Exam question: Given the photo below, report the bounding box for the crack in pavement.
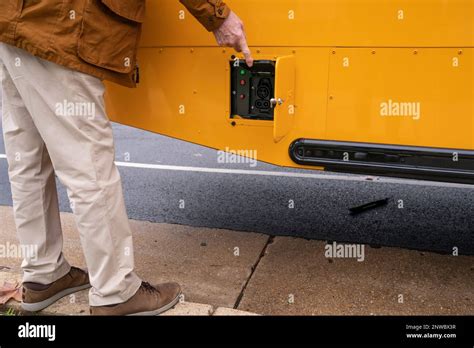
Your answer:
[233,235,275,309]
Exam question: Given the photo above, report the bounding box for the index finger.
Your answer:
[239,37,254,67]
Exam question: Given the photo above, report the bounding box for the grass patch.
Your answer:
[0,307,17,316]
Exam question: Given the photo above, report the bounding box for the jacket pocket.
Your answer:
[77,0,146,74]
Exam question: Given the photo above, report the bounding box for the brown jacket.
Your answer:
[0,0,230,88]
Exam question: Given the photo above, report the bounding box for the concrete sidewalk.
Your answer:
[0,206,262,315]
[0,206,473,315]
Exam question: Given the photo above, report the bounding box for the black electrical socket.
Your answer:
[230,60,275,120]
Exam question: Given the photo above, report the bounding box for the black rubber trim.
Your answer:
[289,139,474,184]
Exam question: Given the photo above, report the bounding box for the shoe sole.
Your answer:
[128,292,182,316]
[21,284,91,312]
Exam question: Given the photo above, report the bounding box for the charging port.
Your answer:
[230,60,275,120]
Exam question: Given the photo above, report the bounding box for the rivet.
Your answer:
[371,50,376,55]
[190,48,194,53]
[231,121,237,127]
[413,50,418,55]
[458,50,463,55]
[332,50,336,54]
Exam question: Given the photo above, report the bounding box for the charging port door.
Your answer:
[273,55,296,143]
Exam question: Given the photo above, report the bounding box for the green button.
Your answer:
[239,69,246,76]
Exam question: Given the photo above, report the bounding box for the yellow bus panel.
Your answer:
[106,0,474,183]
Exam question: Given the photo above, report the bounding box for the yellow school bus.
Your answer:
[105,0,474,184]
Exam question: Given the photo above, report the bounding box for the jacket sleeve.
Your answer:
[179,0,231,31]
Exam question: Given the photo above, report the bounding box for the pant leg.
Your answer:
[0,43,142,306]
[1,58,71,284]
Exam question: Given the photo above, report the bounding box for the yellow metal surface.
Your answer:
[326,48,474,149]
[106,0,474,172]
[141,0,474,47]
[273,55,296,143]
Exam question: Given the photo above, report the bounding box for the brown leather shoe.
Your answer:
[90,282,181,316]
[22,266,91,312]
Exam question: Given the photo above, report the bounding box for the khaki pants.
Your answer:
[0,43,142,306]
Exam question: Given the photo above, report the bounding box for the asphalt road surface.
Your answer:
[0,120,473,255]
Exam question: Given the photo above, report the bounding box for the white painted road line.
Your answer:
[0,154,472,189]
[115,161,474,189]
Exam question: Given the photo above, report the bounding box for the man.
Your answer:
[0,0,253,315]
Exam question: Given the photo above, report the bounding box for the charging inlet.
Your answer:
[230,60,276,121]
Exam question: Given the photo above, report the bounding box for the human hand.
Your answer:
[213,11,254,67]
